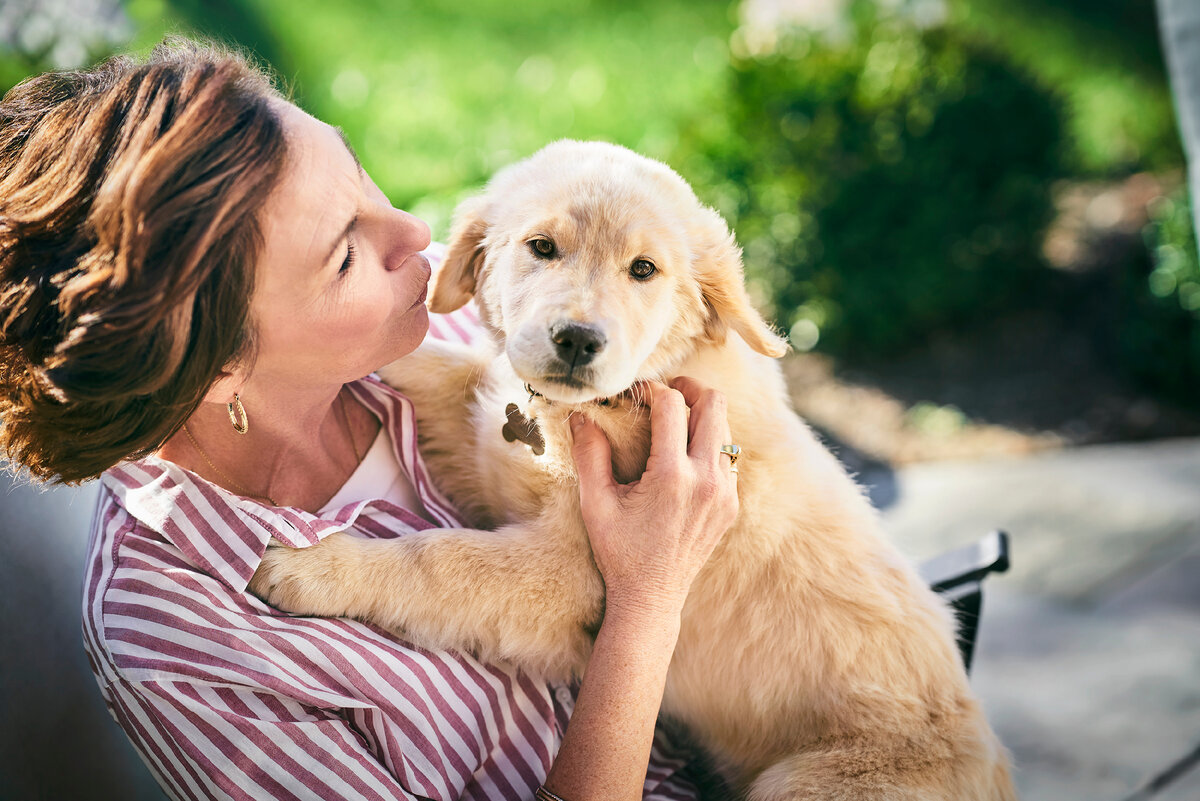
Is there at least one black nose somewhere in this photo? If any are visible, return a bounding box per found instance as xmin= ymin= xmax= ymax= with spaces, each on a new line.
xmin=551 ymin=322 xmax=606 ymax=368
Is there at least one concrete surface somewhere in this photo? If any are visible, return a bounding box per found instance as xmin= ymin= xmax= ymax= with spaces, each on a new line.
xmin=2 ymin=436 xmax=1198 ymax=800
xmin=877 ymin=437 xmax=1200 ymax=801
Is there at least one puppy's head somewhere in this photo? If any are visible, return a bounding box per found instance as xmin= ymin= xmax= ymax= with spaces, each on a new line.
xmin=432 ymin=140 xmax=787 ymax=404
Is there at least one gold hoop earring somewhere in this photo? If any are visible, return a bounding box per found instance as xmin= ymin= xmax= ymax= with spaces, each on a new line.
xmin=227 ymin=393 xmax=249 ymax=435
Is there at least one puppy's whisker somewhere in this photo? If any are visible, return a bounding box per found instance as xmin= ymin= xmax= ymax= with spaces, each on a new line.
xmin=631 ymin=382 xmax=647 ymax=409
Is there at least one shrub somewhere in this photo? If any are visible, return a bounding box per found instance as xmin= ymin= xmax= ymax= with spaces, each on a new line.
xmin=674 ymin=7 xmax=1063 ymax=358
xmin=946 ymin=0 xmax=1182 ymax=176
xmin=1117 ymin=189 xmax=1200 ymax=400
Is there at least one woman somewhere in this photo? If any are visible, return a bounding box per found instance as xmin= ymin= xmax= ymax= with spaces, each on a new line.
xmin=0 ymin=40 xmax=738 ymax=801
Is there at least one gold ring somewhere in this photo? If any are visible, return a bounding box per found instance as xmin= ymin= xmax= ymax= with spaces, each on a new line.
xmin=719 ymin=444 xmax=741 ymax=473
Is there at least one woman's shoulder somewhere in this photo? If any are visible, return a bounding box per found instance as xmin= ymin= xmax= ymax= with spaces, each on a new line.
xmin=85 ymin=461 xmax=293 ymax=686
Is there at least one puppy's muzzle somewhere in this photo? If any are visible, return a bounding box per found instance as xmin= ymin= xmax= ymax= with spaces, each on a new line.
xmin=550 ymin=321 xmax=606 ymax=370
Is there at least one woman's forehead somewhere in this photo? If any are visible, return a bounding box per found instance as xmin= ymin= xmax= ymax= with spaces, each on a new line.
xmin=259 ymin=103 xmax=360 ymax=276
xmin=274 ymin=102 xmax=358 ymax=196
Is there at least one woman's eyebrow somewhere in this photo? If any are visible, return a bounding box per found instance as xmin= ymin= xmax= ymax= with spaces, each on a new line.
xmin=334 ymin=125 xmax=363 ymax=173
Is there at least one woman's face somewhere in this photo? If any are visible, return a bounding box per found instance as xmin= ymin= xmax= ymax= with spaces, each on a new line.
xmin=246 ymin=101 xmax=432 ymax=390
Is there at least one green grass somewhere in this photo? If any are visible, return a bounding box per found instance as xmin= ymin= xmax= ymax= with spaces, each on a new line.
xmin=121 ymin=0 xmax=737 ymax=238
xmin=14 ymin=0 xmax=1182 ymax=222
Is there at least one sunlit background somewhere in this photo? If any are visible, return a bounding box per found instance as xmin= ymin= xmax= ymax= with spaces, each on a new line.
xmin=7 ymin=0 xmax=1198 ymax=455
xmin=3 ymin=0 xmax=1196 ymax=423
xmin=2 ymin=1 xmax=1199 ymax=800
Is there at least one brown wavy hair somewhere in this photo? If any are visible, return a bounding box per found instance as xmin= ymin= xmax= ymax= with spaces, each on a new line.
xmin=0 ymin=39 xmax=287 ymax=483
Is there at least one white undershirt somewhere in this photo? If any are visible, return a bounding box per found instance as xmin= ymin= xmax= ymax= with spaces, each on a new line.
xmin=320 ymin=425 xmax=432 ymax=522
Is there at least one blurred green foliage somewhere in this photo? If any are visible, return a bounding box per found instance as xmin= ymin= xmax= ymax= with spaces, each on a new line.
xmin=0 ymin=0 xmax=131 ymax=88
xmin=673 ymin=3 xmax=1062 ymax=356
xmin=217 ymin=0 xmax=736 ymax=236
xmin=946 ymin=0 xmax=1182 ymax=174
xmin=1 ymin=0 xmax=1196 ymax=401
xmin=4 ymin=0 xmax=736 ymax=236
xmin=1120 ymin=190 xmax=1200 ymax=402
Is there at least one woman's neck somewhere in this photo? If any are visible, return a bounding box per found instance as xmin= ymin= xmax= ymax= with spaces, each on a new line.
xmin=159 ymin=380 xmax=379 ymax=513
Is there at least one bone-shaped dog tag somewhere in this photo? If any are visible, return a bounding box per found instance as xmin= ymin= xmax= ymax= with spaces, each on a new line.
xmin=502 ymin=403 xmax=545 ymax=455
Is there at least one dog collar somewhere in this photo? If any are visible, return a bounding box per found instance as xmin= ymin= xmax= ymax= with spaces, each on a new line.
xmin=522 ymin=382 xmax=618 ymax=408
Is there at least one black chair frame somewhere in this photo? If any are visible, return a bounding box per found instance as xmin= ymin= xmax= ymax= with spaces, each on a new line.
xmin=918 ymin=530 xmax=1011 ymax=673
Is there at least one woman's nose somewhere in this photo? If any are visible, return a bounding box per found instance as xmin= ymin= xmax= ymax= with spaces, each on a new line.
xmin=385 ymin=208 xmax=431 ymax=269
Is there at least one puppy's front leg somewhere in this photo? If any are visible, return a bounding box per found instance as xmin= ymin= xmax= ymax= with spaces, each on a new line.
xmin=249 ymin=511 xmax=601 ymax=680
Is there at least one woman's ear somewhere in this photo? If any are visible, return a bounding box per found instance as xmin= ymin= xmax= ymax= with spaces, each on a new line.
xmin=694 ymin=210 xmax=790 ymax=358
xmin=202 ymin=369 xmax=245 ymax=405
xmin=429 ymin=195 xmax=489 ymax=314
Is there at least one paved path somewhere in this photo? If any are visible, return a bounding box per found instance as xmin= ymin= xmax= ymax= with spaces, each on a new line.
xmin=874 ymin=437 xmax=1200 ymax=801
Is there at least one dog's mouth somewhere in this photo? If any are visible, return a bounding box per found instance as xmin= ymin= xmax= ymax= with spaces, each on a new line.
xmin=524 ymin=377 xmax=637 ymax=408
xmin=539 ymin=375 xmax=588 ymax=390
xmin=508 ymin=338 xmax=642 ymax=406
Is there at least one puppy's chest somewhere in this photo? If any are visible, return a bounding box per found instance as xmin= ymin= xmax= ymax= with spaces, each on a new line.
xmin=491 ymin=391 xmax=652 ymax=487
xmin=535 ymin=401 xmax=652 ymax=485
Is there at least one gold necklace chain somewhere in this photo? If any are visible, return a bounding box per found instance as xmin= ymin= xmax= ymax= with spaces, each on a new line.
xmin=182 ymin=388 xmax=362 ymax=507
xmin=182 ymin=423 xmax=278 ymax=506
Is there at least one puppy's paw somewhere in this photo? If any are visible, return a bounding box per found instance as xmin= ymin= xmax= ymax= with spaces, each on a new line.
xmin=248 ymin=533 xmax=363 ymax=617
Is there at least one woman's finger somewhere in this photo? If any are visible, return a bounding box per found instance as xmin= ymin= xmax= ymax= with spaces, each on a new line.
xmin=569 ymin=415 xmax=616 ymax=503
xmin=667 ymin=376 xmax=704 ymax=442
xmin=668 ymin=377 xmax=732 ymax=468
xmin=666 ymin=375 xmax=706 ymax=404
xmin=686 ymin=389 xmax=732 ymax=468
xmin=644 ymin=380 xmax=689 ymax=468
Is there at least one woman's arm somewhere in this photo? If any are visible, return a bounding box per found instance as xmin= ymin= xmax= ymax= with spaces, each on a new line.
xmin=544 ymin=378 xmax=738 ymax=801
xmin=109 ymin=677 xmax=425 ymax=801
xmin=544 ymin=603 xmax=686 ymax=801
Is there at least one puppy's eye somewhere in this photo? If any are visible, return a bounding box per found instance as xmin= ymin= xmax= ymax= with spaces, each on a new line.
xmin=528 ymin=237 xmax=557 ymax=259
xmin=630 ymin=258 xmax=657 ymax=280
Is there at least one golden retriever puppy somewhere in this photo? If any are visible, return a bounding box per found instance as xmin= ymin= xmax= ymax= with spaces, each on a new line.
xmin=251 ymin=141 xmax=1016 ymax=800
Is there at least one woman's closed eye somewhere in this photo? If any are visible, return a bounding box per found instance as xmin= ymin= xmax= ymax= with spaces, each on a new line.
xmin=339 ymin=237 xmax=356 ymax=277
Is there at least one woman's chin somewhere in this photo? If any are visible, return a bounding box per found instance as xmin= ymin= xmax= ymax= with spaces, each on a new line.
xmin=377 ymin=309 xmax=431 ymax=367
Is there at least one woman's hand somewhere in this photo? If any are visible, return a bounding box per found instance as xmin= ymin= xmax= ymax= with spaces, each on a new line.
xmin=569 ymin=376 xmax=740 ymax=619
xmin=545 ymin=376 xmax=738 ymax=801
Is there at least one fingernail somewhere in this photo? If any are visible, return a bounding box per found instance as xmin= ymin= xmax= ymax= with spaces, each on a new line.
xmin=569 ymin=416 xmax=582 ymax=433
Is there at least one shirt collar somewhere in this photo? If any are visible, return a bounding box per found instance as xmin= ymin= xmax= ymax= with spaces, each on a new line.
xmin=102 ymin=376 xmax=465 ymax=593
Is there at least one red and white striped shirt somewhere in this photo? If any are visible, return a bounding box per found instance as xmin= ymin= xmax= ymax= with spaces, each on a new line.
xmin=82 ymin=254 xmax=699 ymax=801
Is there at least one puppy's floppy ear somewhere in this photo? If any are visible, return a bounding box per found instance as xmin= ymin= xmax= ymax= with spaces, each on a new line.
xmin=429 ymin=195 xmax=489 ymax=314
xmin=694 ymin=211 xmax=790 ymax=358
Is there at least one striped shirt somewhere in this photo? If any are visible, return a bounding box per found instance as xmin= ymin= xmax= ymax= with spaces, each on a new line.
xmin=81 ymin=253 xmax=698 ymax=801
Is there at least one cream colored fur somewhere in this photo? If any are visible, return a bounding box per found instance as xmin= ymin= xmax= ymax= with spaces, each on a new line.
xmin=250 ymin=141 xmax=1016 ymax=800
